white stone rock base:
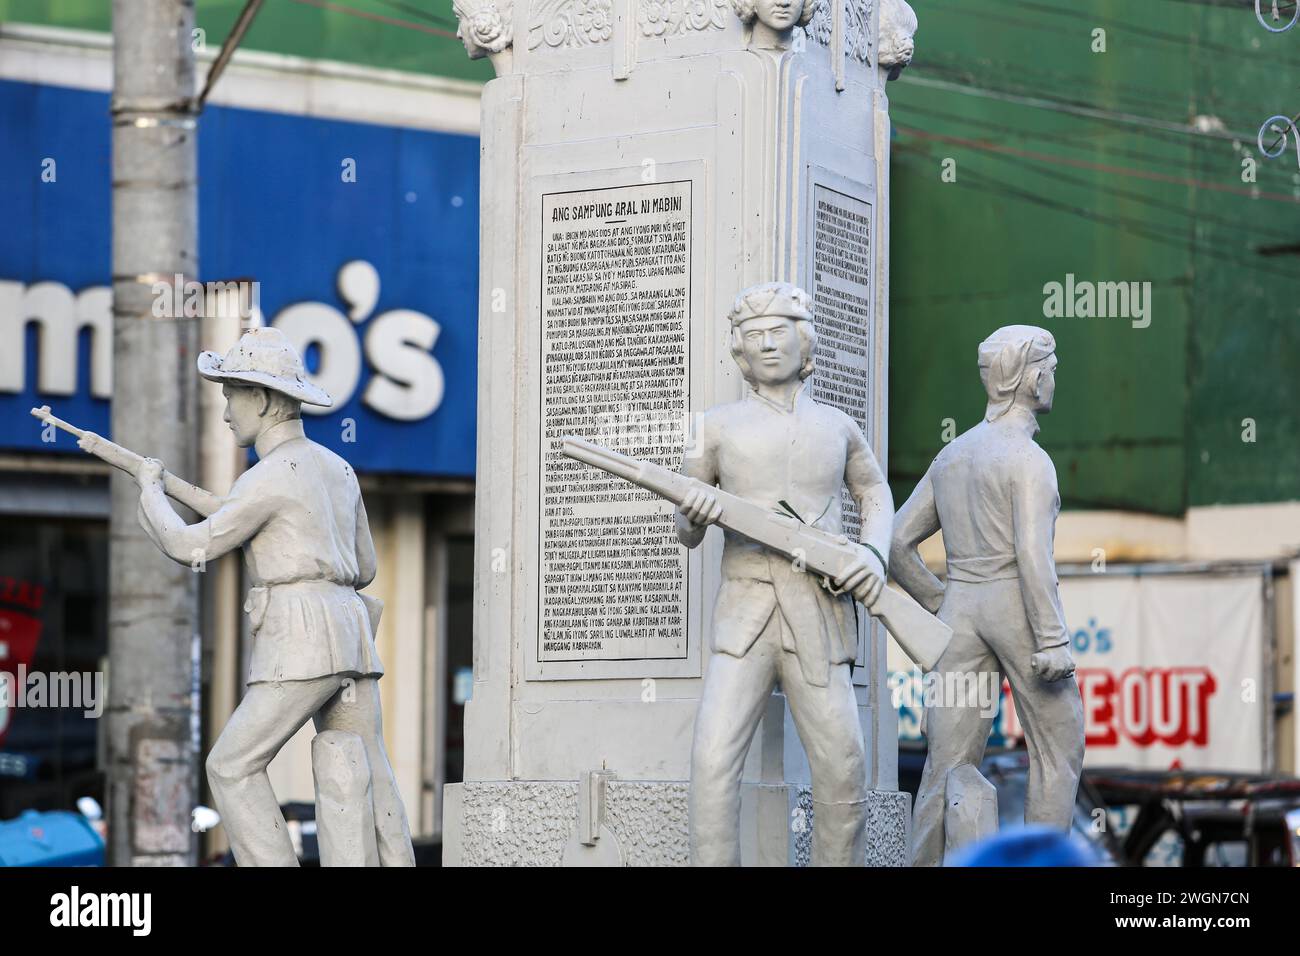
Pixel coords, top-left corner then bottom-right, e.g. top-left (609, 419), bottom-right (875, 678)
top-left (443, 781), bottom-right (910, 866)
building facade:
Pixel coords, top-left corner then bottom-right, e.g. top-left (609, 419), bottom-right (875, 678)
top-left (0, 9), bottom-right (487, 850)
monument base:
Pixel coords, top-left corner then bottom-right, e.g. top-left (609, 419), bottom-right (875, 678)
top-left (443, 781), bottom-right (909, 867)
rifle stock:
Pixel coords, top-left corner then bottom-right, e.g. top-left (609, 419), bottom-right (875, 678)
top-left (560, 435), bottom-right (952, 671)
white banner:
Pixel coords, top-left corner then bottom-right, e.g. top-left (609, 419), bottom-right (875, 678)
top-left (890, 569), bottom-right (1266, 772)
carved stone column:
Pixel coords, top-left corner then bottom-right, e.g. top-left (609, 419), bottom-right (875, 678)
top-left (444, 0), bottom-right (917, 866)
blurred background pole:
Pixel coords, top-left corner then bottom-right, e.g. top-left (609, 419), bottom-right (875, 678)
top-left (198, 281), bottom-right (254, 860)
top-left (108, 0), bottom-right (200, 866)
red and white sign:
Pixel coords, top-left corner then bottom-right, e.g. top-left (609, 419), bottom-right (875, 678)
top-left (1007, 572), bottom-right (1265, 772)
top-left (0, 577), bottom-right (45, 747)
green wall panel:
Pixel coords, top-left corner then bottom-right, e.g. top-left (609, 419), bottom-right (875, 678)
top-left (887, 0), bottom-right (1300, 515)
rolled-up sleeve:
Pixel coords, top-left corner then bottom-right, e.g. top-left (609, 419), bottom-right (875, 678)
top-left (1011, 450), bottom-right (1070, 651)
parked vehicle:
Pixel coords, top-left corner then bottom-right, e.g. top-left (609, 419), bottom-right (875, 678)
top-left (1085, 768), bottom-right (1300, 867)
top-left (899, 743), bottom-right (1300, 866)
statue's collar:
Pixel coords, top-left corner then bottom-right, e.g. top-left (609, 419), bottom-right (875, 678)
top-left (255, 418), bottom-right (306, 458)
top-left (747, 379), bottom-right (809, 415)
top-left (1000, 404), bottom-right (1042, 438)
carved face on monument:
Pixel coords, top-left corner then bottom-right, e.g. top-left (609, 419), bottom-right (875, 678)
top-left (729, 0), bottom-right (816, 45)
top-left (452, 0), bottom-right (513, 60)
top-left (878, 0), bottom-right (918, 79)
top-left (727, 282), bottom-right (817, 386)
top-left (755, 0), bottom-right (800, 31)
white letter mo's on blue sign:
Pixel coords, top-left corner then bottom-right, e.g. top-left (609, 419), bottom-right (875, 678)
top-left (0, 263), bottom-right (456, 471)
top-left (0, 78), bottom-right (478, 476)
top-left (274, 260), bottom-right (445, 422)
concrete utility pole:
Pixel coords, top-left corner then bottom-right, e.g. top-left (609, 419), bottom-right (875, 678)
top-left (108, 0), bottom-right (200, 866)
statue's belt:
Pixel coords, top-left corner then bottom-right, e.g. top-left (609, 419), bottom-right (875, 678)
top-left (243, 580), bottom-right (360, 633)
top-left (946, 554), bottom-right (1020, 583)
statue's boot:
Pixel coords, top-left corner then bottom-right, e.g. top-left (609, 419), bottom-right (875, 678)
top-left (811, 798), bottom-right (868, 866)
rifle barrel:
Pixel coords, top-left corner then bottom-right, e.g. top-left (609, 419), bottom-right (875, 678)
top-left (561, 436), bottom-right (643, 485)
top-left (30, 405), bottom-right (85, 439)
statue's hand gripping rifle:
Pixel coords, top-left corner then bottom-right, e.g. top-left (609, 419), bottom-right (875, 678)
top-left (31, 405), bottom-right (221, 516)
top-left (31, 404), bottom-right (385, 635)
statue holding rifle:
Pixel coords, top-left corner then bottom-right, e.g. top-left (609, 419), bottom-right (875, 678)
top-left (564, 282), bottom-right (951, 866)
top-left (35, 327), bottom-right (414, 867)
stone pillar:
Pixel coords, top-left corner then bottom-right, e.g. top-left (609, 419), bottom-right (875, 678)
top-left (446, 0), bottom-right (915, 866)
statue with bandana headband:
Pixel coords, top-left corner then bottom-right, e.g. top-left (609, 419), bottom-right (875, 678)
top-left (890, 325), bottom-right (1085, 866)
top-left (676, 281), bottom-right (894, 866)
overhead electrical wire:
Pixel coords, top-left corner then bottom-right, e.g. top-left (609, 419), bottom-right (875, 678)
top-left (895, 100), bottom-right (1207, 173)
top-left (977, 0), bottom-right (1300, 68)
top-left (916, 52), bottom-right (1278, 127)
top-left (932, 133), bottom-right (1300, 246)
top-left (893, 142), bottom-right (1300, 282)
top-left (892, 107), bottom-right (1300, 244)
top-left (895, 125), bottom-right (1300, 205)
top-left (896, 72), bottom-right (1255, 143)
top-left (283, 0), bottom-right (459, 39)
top-left (374, 0), bottom-right (460, 30)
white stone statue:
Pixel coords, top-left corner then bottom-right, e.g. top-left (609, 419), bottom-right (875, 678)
top-left (676, 282), bottom-right (894, 866)
top-left (878, 0), bottom-right (917, 80)
top-left (729, 0), bottom-right (819, 50)
top-left (890, 325), bottom-right (1085, 867)
top-left (453, 0), bottom-right (514, 76)
top-left (124, 327), bottom-right (415, 867)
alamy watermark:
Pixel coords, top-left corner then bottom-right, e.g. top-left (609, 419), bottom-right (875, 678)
top-left (50, 886), bottom-right (150, 936)
top-left (562, 401), bottom-right (700, 458)
top-left (889, 667), bottom-right (1001, 718)
top-left (0, 665), bottom-right (104, 719)
top-left (1042, 274), bottom-right (1151, 329)
top-left (151, 275), bottom-right (260, 320)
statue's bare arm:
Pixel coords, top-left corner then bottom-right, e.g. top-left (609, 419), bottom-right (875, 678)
top-left (889, 467), bottom-right (946, 614)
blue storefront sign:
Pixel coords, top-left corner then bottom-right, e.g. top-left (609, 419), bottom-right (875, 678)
top-left (0, 79), bottom-right (479, 477)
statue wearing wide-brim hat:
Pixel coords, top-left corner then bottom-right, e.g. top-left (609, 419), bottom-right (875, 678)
top-left (197, 326), bottom-right (333, 408)
top-left (127, 326), bottom-right (414, 867)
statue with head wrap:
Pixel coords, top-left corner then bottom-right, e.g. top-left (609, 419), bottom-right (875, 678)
top-left (675, 280), bottom-right (895, 866)
top-left (889, 324), bottom-right (1085, 866)
top-left (977, 324), bottom-right (1058, 422)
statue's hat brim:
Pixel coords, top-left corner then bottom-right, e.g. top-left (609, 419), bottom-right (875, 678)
top-left (197, 351), bottom-right (333, 407)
